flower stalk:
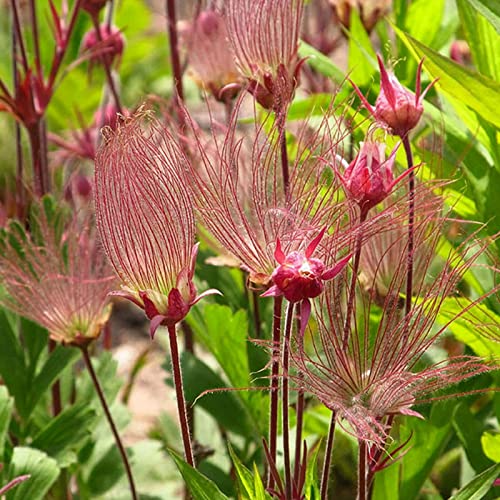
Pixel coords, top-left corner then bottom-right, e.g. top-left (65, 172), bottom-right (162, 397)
top-left (80, 345), bottom-right (138, 500)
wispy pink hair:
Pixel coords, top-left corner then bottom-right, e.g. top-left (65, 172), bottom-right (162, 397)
top-left (0, 204), bottom-right (114, 345)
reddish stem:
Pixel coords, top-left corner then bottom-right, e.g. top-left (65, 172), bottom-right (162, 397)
top-left (320, 412), bottom-right (336, 500)
top-left (167, 324), bottom-right (195, 467)
top-left (358, 440), bottom-right (368, 500)
top-left (268, 296), bottom-right (283, 489)
top-left (282, 302), bottom-right (294, 500)
top-left (80, 345), bottom-right (138, 500)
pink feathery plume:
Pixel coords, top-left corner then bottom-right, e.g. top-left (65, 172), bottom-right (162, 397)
top-left (291, 200), bottom-right (499, 448)
top-left (225, 0), bottom-right (305, 112)
top-left (94, 109), bottom-right (220, 339)
top-left (0, 202), bottom-right (114, 346)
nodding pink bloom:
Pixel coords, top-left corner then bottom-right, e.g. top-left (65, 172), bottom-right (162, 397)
top-left (328, 0), bottom-right (392, 32)
top-left (225, 0), bottom-right (305, 111)
top-left (94, 110), bottom-right (220, 339)
top-left (0, 205), bottom-right (114, 346)
top-left (82, 24), bottom-right (125, 69)
top-left (184, 102), bottom-right (355, 291)
top-left (351, 55), bottom-right (437, 137)
top-left (291, 210), bottom-right (498, 448)
top-left (450, 40), bottom-right (471, 66)
top-left (337, 140), bottom-right (406, 214)
top-left (263, 227), bottom-right (352, 332)
top-left (183, 8), bottom-right (241, 101)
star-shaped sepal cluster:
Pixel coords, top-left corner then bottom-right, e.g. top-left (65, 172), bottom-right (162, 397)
top-left (262, 228), bottom-right (351, 334)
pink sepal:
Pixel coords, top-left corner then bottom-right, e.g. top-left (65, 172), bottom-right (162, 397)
top-left (305, 226), bottom-right (327, 258)
top-left (274, 238), bottom-right (286, 264)
top-left (150, 314), bottom-right (167, 339)
top-left (261, 284), bottom-right (283, 298)
top-left (299, 299), bottom-right (311, 337)
top-left (321, 253), bottom-right (352, 280)
top-left (108, 290), bottom-right (142, 308)
top-left (192, 288), bottom-right (223, 305)
top-left (139, 291), bottom-right (160, 319)
top-left (398, 408), bottom-right (424, 419)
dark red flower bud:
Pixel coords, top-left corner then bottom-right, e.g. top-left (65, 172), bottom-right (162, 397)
top-left (82, 24), bottom-right (125, 67)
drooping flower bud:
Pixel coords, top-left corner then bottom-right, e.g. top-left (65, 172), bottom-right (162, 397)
top-left (339, 140), bottom-right (405, 214)
top-left (226, 0), bottom-right (305, 112)
top-left (351, 55), bottom-right (437, 137)
top-left (263, 228), bottom-right (351, 333)
top-left (183, 8), bottom-right (241, 101)
top-left (450, 40), bottom-right (471, 66)
top-left (328, 0), bottom-right (391, 32)
top-left (82, 24), bottom-right (125, 68)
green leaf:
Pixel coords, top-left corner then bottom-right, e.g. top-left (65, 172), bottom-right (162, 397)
top-left (179, 352), bottom-right (253, 437)
top-left (347, 9), bottom-right (376, 86)
top-left (169, 450), bottom-right (229, 500)
top-left (453, 403), bottom-right (493, 472)
top-left (394, 28), bottom-right (500, 128)
top-left (481, 432), bottom-right (500, 462)
top-left (31, 403), bottom-right (97, 467)
top-left (298, 41), bottom-right (345, 83)
top-left (303, 443), bottom-right (321, 500)
top-left (0, 386), bottom-right (13, 458)
top-left (405, 0), bottom-right (445, 49)
top-left (27, 346), bottom-right (80, 418)
top-left (462, 0), bottom-right (500, 34)
top-left (449, 462), bottom-right (500, 500)
top-left (457, 0), bottom-right (500, 81)
top-left (6, 447), bottom-right (59, 500)
top-left (228, 444), bottom-right (255, 499)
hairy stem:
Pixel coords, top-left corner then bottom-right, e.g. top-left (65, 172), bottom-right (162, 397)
top-left (166, 0), bottom-right (185, 126)
top-left (267, 296), bottom-right (283, 489)
top-left (342, 211), bottom-right (367, 355)
top-left (320, 412), bottom-right (336, 500)
top-left (282, 302), bottom-right (294, 500)
top-left (48, 339), bottom-right (61, 416)
top-left (357, 440), bottom-right (368, 500)
top-left (402, 136), bottom-right (415, 339)
top-left (167, 324), bottom-right (195, 467)
top-left (80, 345), bottom-right (138, 500)
top-left (293, 303), bottom-right (304, 486)
top-left (280, 126), bottom-right (290, 199)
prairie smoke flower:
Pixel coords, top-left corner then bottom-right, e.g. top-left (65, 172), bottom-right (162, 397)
top-left (95, 111), bottom-right (219, 338)
top-left (263, 228), bottom-right (352, 331)
top-left (352, 55), bottom-right (437, 137)
top-left (226, 0), bottom-right (305, 111)
top-left (328, 0), bottom-right (391, 32)
top-left (185, 104), bottom-right (353, 291)
top-left (183, 8), bottom-right (240, 101)
top-left (0, 203), bottom-right (114, 346)
top-left (337, 139), bottom-right (406, 214)
top-left (82, 0), bottom-right (109, 18)
top-left (291, 213), bottom-right (497, 447)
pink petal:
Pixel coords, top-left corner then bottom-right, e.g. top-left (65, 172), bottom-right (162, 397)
top-left (191, 288), bottom-right (223, 305)
top-left (377, 54), bottom-right (396, 108)
top-left (321, 253), bottom-right (352, 280)
top-left (399, 408), bottom-right (424, 419)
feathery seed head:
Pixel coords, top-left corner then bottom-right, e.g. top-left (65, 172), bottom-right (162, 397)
top-left (226, 0), bottom-right (304, 111)
top-left (0, 199), bottom-right (114, 346)
top-left (94, 110), bottom-right (219, 338)
top-left (184, 8), bottom-right (241, 101)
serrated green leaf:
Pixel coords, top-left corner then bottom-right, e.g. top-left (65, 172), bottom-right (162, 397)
top-left (169, 450), bottom-right (229, 500)
top-left (394, 28), bottom-right (500, 128)
top-left (481, 432), bottom-right (500, 462)
top-left (6, 447), bottom-right (59, 500)
top-left (31, 403), bottom-right (97, 467)
top-left (449, 462), bottom-right (500, 499)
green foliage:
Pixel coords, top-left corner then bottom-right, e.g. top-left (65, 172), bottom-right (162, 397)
top-left (449, 462), bottom-right (500, 499)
